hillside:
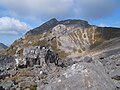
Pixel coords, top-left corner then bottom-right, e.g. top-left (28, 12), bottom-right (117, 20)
top-left (6, 18), bottom-right (120, 59)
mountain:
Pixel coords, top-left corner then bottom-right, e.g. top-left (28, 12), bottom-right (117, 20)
top-left (0, 43), bottom-right (8, 50)
top-left (6, 18), bottom-right (120, 59)
top-left (0, 18), bottom-right (120, 90)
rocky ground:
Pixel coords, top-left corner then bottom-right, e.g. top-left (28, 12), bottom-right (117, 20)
top-left (0, 46), bottom-right (120, 90)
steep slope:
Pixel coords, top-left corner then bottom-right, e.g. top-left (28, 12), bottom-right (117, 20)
top-left (25, 18), bottom-right (59, 36)
top-left (0, 43), bottom-right (8, 51)
top-left (6, 18), bottom-right (120, 59)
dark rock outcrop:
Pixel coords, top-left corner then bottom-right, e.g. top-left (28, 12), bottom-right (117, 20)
top-left (15, 46), bottom-right (60, 68)
top-left (0, 55), bottom-right (15, 70)
top-left (0, 86), bottom-right (5, 90)
top-left (25, 18), bottom-right (58, 36)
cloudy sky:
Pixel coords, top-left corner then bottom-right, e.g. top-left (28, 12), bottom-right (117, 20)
top-left (0, 0), bottom-right (120, 46)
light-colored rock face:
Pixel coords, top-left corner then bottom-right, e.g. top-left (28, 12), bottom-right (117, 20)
top-left (43, 60), bottom-right (116, 90)
top-left (23, 46), bottom-right (47, 59)
top-left (54, 27), bottom-right (96, 55)
top-left (48, 25), bottom-right (120, 58)
top-left (52, 24), bottom-right (67, 36)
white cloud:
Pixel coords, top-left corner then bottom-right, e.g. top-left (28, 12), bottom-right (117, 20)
top-left (98, 23), bottom-right (110, 27)
top-left (98, 22), bottom-right (120, 28)
top-left (0, 17), bottom-right (30, 35)
top-left (0, 31), bottom-right (19, 35)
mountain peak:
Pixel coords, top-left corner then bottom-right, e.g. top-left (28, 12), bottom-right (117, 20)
top-left (25, 18), bottom-right (90, 36)
top-left (25, 18), bottom-right (58, 36)
top-left (0, 43), bottom-right (8, 50)
top-left (48, 18), bottom-right (58, 23)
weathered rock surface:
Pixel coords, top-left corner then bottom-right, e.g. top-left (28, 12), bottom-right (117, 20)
top-left (97, 54), bottom-right (120, 89)
top-left (43, 60), bottom-right (116, 90)
top-left (15, 46), bottom-right (59, 68)
top-left (0, 53), bottom-right (120, 90)
top-left (0, 56), bottom-right (14, 67)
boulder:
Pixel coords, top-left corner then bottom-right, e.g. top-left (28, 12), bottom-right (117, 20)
top-left (0, 80), bottom-right (14, 90)
top-left (0, 86), bottom-right (5, 90)
top-left (43, 60), bottom-right (116, 90)
top-left (15, 46), bottom-right (59, 68)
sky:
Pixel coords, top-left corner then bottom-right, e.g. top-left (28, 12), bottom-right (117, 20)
top-left (0, 0), bottom-right (120, 46)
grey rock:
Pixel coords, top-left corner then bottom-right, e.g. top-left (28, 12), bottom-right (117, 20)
top-left (0, 86), bottom-right (5, 90)
top-left (110, 68), bottom-right (120, 80)
top-left (43, 60), bottom-right (116, 90)
top-left (82, 56), bottom-right (94, 63)
top-left (0, 80), bottom-right (14, 90)
top-left (15, 46), bottom-right (59, 68)
top-left (0, 55), bottom-right (15, 68)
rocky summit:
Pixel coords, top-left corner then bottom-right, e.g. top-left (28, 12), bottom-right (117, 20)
top-left (0, 18), bottom-right (120, 90)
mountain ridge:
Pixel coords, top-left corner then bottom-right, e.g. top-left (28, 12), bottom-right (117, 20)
top-left (4, 18), bottom-right (120, 59)
top-left (0, 43), bottom-right (8, 51)
top-left (25, 18), bottom-right (90, 36)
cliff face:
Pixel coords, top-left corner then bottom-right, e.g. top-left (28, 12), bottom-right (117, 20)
top-left (48, 25), bottom-right (120, 58)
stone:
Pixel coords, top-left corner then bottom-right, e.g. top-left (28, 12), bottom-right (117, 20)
top-left (110, 68), bottom-right (120, 80)
top-left (15, 46), bottom-right (60, 68)
top-left (0, 80), bottom-right (14, 90)
top-left (0, 86), bottom-right (5, 90)
top-left (43, 60), bottom-right (116, 90)
top-left (82, 56), bottom-right (93, 63)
